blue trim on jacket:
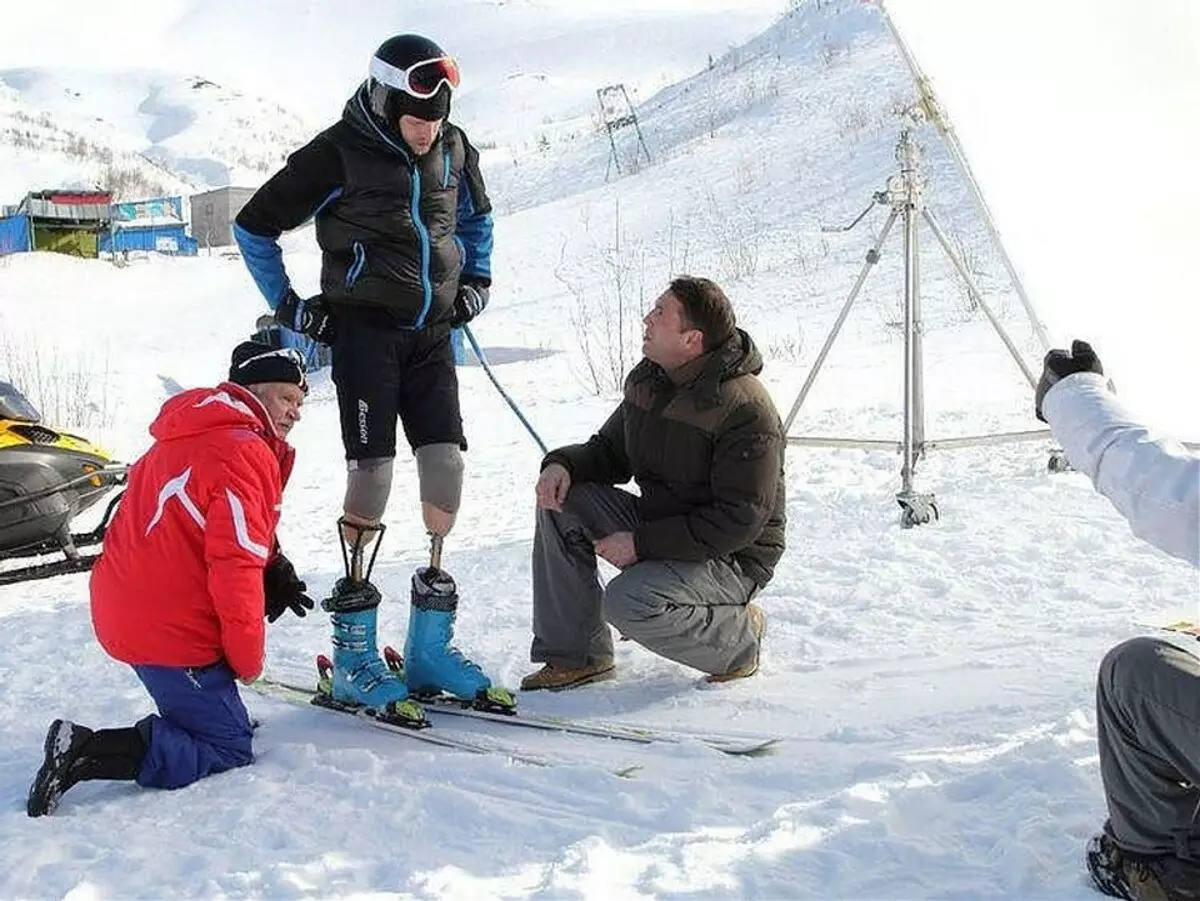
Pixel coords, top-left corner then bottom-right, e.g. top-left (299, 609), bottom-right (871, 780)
top-left (312, 187), bottom-right (344, 220)
top-left (236, 187), bottom-right (343, 307)
top-left (355, 93), bottom-right (411, 160)
top-left (456, 177), bottom-right (493, 280)
top-left (234, 223), bottom-right (289, 308)
top-left (411, 170), bottom-right (434, 327)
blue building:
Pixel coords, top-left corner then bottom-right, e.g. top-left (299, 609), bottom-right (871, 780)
top-left (0, 214), bottom-right (32, 255)
top-left (100, 197), bottom-right (198, 256)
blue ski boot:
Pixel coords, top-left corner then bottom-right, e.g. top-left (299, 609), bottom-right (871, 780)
top-left (403, 564), bottom-right (516, 713)
top-left (315, 520), bottom-right (425, 728)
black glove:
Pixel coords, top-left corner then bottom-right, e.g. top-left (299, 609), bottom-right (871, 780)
top-left (1035, 339), bottom-right (1104, 422)
top-left (450, 282), bottom-right (489, 327)
top-left (263, 551), bottom-right (314, 623)
top-left (275, 289), bottom-right (335, 345)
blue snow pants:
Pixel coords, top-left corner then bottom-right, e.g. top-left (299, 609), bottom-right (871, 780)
top-left (133, 662), bottom-right (255, 790)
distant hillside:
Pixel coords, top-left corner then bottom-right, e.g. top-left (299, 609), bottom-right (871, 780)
top-left (489, 0), bottom-right (924, 219)
top-left (0, 68), bottom-right (316, 203)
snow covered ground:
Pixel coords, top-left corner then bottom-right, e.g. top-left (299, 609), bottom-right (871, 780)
top-left (1, 1), bottom-right (1197, 899)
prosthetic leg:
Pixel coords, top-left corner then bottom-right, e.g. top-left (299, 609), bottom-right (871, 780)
top-left (314, 518), bottom-right (426, 728)
top-left (385, 533), bottom-right (516, 714)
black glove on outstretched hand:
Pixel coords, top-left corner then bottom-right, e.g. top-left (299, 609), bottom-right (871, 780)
top-left (450, 282), bottom-right (489, 327)
top-left (1035, 339), bottom-right (1104, 422)
top-left (275, 289), bottom-right (335, 345)
top-left (263, 552), bottom-right (314, 623)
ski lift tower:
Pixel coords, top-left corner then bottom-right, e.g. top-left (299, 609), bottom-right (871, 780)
top-left (596, 84), bottom-right (652, 181)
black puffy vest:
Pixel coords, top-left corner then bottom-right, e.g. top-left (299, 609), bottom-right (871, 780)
top-left (315, 93), bottom-right (468, 328)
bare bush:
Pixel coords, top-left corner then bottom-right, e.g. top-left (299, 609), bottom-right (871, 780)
top-left (100, 164), bottom-right (176, 202)
top-left (665, 209), bottom-right (693, 275)
top-left (835, 103), bottom-right (872, 141)
top-left (702, 188), bottom-right (762, 283)
top-left (0, 327), bottom-right (114, 432)
top-left (761, 321), bottom-right (806, 364)
top-left (554, 202), bottom-right (648, 395)
top-left (793, 234), bottom-right (830, 277)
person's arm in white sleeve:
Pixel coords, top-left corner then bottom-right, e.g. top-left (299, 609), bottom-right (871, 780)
top-left (1043, 372), bottom-right (1199, 566)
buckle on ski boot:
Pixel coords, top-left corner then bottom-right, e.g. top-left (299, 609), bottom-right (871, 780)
top-left (383, 646), bottom-right (517, 714)
top-left (315, 653), bottom-right (428, 728)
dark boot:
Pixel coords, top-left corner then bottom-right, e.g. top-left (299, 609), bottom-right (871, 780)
top-left (70, 727), bottom-right (146, 782)
top-left (1087, 831), bottom-right (1200, 901)
top-left (28, 719), bottom-right (93, 817)
top-left (27, 720), bottom-right (146, 817)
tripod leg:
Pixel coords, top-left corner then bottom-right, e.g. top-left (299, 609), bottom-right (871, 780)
top-left (901, 199), bottom-right (920, 495)
top-left (922, 209), bottom-right (1040, 388)
top-left (897, 199), bottom-right (938, 528)
top-left (783, 207), bottom-right (900, 433)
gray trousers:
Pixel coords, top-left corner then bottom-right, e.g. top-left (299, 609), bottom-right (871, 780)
top-left (530, 484), bottom-right (759, 676)
top-left (1097, 636), bottom-right (1200, 857)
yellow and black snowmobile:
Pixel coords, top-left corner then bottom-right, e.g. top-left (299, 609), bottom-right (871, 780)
top-left (0, 381), bottom-right (127, 586)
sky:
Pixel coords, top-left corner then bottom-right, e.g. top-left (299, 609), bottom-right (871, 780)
top-left (886, 0), bottom-right (1200, 434)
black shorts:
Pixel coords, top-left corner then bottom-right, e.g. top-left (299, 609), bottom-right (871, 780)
top-left (330, 307), bottom-right (466, 460)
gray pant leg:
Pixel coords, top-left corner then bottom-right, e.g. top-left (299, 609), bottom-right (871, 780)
top-left (1097, 636), bottom-right (1200, 856)
top-left (530, 484), bottom-right (639, 668)
top-left (603, 558), bottom-right (757, 676)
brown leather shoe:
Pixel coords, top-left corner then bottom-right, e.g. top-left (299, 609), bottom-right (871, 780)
top-left (520, 661), bottom-right (616, 691)
top-left (706, 603), bottom-right (766, 683)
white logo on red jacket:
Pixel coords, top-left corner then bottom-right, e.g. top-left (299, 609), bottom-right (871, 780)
top-left (142, 468), bottom-right (271, 561)
top-left (225, 488), bottom-right (269, 559)
top-left (144, 467), bottom-right (205, 536)
top-left (195, 390), bottom-right (258, 419)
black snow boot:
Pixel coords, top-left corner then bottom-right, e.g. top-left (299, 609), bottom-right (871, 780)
top-left (1087, 831), bottom-right (1200, 901)
top-left (27, 720), bottom-right (145, 817)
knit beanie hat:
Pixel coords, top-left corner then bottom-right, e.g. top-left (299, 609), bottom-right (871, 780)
top-left (228, 341), bottom-right (308, 394)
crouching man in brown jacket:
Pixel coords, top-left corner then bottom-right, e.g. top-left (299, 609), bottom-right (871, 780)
top-left (522, 276), bottom-right (786, 691)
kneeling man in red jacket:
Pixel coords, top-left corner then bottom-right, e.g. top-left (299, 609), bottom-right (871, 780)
top-left (28, 341), bottom-right (311, 817)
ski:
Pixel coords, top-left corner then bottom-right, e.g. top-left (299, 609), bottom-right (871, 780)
top-left (404, 696), bottom-right (778, 756)
top-left (379, 646), bottom-right (781, 757)
top-left (1145, 620), bottom-right (1200, 638)
top-left (248, 679), bottom-right (641, 777)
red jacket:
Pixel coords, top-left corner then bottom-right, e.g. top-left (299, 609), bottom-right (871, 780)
top-left (91, 383), bottom-right (295, 681)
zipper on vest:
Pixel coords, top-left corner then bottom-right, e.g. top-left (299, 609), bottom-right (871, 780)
top-left (411, 169), bottom-right (434, 327)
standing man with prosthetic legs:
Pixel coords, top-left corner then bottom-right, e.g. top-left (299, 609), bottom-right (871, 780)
top-left (234, 33), bottom-right (512, 718)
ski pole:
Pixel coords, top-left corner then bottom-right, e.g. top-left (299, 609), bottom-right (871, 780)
top-left (460, 324), bottom-right (548, 455)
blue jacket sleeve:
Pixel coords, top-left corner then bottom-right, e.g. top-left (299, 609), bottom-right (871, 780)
top-left (454, 129), bottom-right (493, 283)
top-left (235, 136), bottom-right (344, 308)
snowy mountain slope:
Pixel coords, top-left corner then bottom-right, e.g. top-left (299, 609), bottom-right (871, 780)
top-left (0, 67), bottom-right (315, 198)
top-left (484, 0), bottom-right (1053, 455)
top-left (0, 0), bottom-right (787, 200)
top-left (125, 0), bottom-right (791, 142)
top-left (0, 81), bottom-right (195, 203)
top-left (488, 0), bottom-right (1199, 439)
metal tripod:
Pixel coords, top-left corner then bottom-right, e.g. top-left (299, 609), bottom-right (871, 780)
top-left (782, 127), bottom-right (1052, 527)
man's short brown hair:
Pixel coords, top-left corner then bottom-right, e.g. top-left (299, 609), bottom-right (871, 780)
top-left (669, 276), bottom-right (736, 352)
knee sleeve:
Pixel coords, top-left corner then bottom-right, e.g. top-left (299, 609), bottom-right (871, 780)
top-left (416, 443), bottom-right (464, 513)
top-left (344, 456), bottom-right (394, 524)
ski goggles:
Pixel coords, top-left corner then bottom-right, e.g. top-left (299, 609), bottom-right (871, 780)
top-left (369, 55), bottom-right (460, 100)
